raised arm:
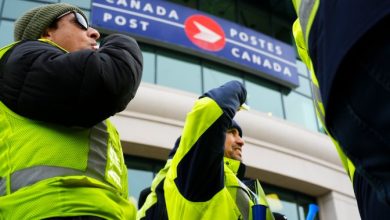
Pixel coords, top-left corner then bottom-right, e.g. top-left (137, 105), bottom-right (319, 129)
top-left (1, 34), bottom-right (143, 127)
top-left (170, 80), bottom-right (246, 202)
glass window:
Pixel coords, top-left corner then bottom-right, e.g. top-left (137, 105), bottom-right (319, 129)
top-left (203, 62), bottom-right (242, 92)
top-left (283, 91), bottom-right (318, 131)
top-left (0, 20), bottom-right (14, 47)
top-left (156, 50), bottom-right (202, 94)
top-left (263, 183), bottom-right (319, 220)
top-left (298, 206), bottom-right (306, 220)
top-left (127, 168), bottom-right (153, 206)
top-left (125, 155), bottom-right (165, 207)
top-left (2, 0), bottom-right (44, 19)
top-left (61, 0), bottom-right (91, 9)
top-left (294, 75), bottom-right (312, 97)
top-left (245, 76), bottom-right (284, 118)
top-left (279, 200), bottom-right (300, 220)
top-left (140, 44), bottom-right (156, 84)
top-left (296, 60), bottom-right (309, 77)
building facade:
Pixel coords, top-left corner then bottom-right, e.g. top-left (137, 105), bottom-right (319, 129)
top-left (0, 0), bottom-right (360, 219)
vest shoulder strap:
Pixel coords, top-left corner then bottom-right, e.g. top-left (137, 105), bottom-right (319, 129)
top-left (0, 41), bottom-right (21, 73)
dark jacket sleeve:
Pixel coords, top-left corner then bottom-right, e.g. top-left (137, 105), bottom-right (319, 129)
top-left (1, 34), bottom-right (143, 127)
top-left (175, 80), bottom-right (246, 202)
top-left (201, 80), bottom-right (247, 119)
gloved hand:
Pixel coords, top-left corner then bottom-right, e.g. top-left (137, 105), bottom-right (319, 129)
top-left (200, 80), bottom-right (247, 119)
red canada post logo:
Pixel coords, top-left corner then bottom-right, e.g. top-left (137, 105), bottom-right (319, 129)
top-left (184, 14), bottom-right (226, 52)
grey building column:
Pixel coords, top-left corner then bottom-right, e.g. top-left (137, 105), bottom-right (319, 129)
top-left (318, 191), bottom-right (360, 220)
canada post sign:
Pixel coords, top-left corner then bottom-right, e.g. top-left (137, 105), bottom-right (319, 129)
top-left (92, 0), bottom-right (299, 87)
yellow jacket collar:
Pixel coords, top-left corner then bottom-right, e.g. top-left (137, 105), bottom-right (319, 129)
top-left (224, 157), bottom-right (246, 179)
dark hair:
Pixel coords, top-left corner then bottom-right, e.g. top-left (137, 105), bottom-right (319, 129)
top-left (40, 20), bottom-right (58, 38)
top-left (47, 19), bottom-right (59, 30)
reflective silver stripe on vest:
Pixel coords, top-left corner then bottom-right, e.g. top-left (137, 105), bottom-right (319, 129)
top-left (234, 180), bottom-right (252, 220)
top-left (85, 121), bottom-right (109, 182)
top-left (0, 177), bottom-right (5, 196)
top-left (311, 82), bottom-right (325, 123)
top-left (11, 166), bottom-right (84, 192)
top-left (9, 122), bottom-right (109, 193)
top-left (298, 0), bottom-right (316, 42)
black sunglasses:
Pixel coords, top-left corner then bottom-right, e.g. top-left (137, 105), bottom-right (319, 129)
top-left (57, 11), bottom-right (89, 30)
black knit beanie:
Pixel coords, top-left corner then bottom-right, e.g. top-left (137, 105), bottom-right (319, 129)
top-left (231, 120), bottom-right (243, 137)
top-left (14, 3), bottom-right (87, 41)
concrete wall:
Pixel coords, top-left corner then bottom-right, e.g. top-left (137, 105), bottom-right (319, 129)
top-left (112, 83), bottom-right (361, 220)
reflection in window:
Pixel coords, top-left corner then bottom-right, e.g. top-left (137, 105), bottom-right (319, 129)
top-left (0, 20), bottom-right (14, 47)
top-left (203, 62), bottom-right (242, 92)
top-left (245, 76), bottom-right (284, 118)
top-left (283, 91), bottom-right (318, 132)
top-left (156, 50), bottom-right (202, 94)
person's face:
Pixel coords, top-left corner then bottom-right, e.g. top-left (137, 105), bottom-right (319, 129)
top-left (42, 12), bottom-right (100, 52)
top-left (224, 128), bottom-right (245, 161)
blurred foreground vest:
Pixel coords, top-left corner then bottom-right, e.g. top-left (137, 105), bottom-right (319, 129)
top-left (291, 1), bottom-right (356, 181)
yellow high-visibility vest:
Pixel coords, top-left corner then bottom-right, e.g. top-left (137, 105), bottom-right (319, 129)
top-left (292, 6), bottom-right (356, 181)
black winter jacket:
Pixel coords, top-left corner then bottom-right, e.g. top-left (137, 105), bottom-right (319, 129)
top-left (0, 34), bottom-right (143, 127)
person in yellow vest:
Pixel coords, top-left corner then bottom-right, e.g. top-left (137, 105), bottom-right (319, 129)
top-left (0, 3), bottom-right (143, 220)
top-left (291, 0), bottom-right (389, 219)
top-left (137, 81), bottom-right (279, 220)
top-left (136, 137), bottom-right (181, 219)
